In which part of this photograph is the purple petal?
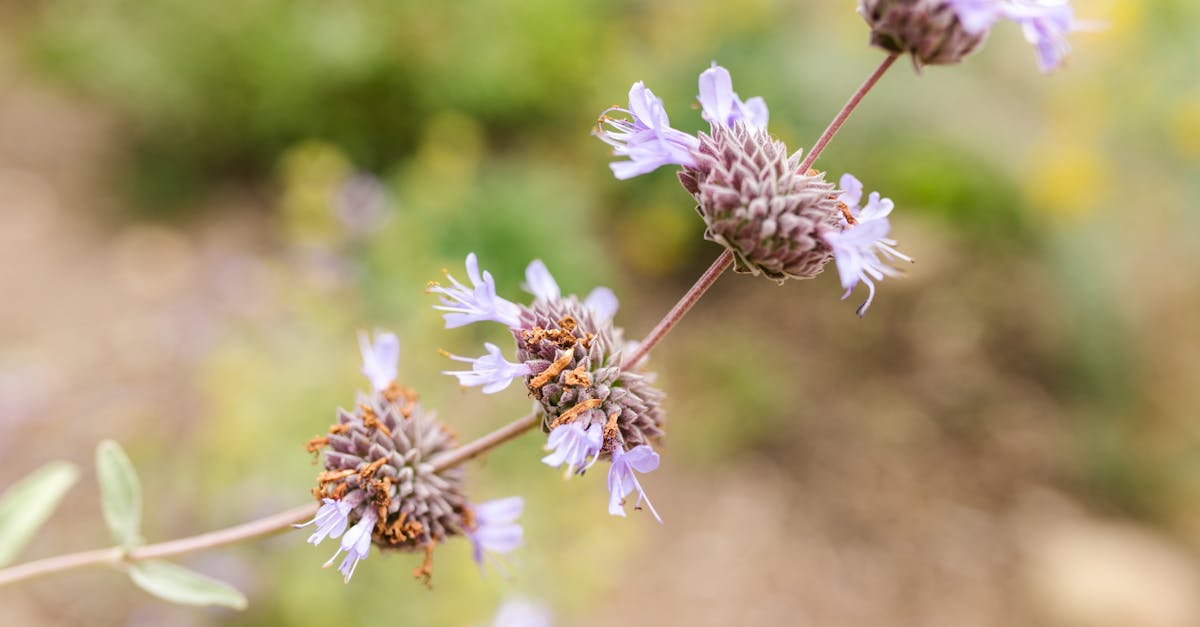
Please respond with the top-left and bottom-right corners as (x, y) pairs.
(358, 330), (399, 392)
(584, 287), (619, 321)
(522, 260), (561, 301)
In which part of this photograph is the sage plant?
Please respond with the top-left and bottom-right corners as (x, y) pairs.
(0, 0), (1089, 613)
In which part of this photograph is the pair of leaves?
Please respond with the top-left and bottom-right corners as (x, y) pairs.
(0, 441), (246, 610)
(94, 440), (248, 610)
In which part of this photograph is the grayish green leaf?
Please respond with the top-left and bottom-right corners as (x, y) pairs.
(95, 440), (143, 549)
(128, 560), (248, 610)
(0, 461), (80, 567)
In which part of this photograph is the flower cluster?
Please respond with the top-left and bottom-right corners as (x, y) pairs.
(860, 0), (1082, 72)
(298, 331), (523, 583)
(597, 64), (909, 315)
(431, 255), (666, 521)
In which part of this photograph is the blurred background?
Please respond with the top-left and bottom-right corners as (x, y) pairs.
(1, 0), (1198, 625)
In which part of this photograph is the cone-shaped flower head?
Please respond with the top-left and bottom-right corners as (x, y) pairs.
(859, 0), (989, 68)
(301, 332), (522, 583)
(433, 257), (666, 518)
(596, 65), (911, 312)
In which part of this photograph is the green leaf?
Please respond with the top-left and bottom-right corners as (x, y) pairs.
(0, 461), (80, 567)
(95, 440), (143, 549)
(128, 560), (248, 610)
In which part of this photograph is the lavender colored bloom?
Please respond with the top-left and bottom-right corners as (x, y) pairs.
(357, 330), (399, 392)
(1004, 0), (1076, 72)
(522, 259), (561, 301)
(949, 0), (1078, 71)
(295, 498), (352, 546)
(583, 287), (619, 321)
(468, 496), (525, 567)
(822, 174), (912, 317)
(607, 445), (662, 523)
(541, 421), (602, 477)
(697, 63), (768, 130)
(443, 342), (532, 394)
(948, 0), (1006, 34)
(492, 598), (553, 627)
(429, 253), (522, 329)
(323, 508), (378, 583)
(597, 82), (700, 180)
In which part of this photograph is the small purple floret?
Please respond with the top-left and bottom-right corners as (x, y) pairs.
(584, 286), (619, 322)
(468, 496), (525, 568)
(607, 444), (662, 523)
(357, 330), (399, 392)
(522, 259), (561, 302)
(948, 0), (1079, 72)
(430, 253), (522, 329)
(323, 508), (378, 583)
(822, 174), (912, 317)
(597, 82), (700, 180)
(443, 343), (533, 394)
(698, 63), (769, 130)
(541, 422), (602, 477)
(296, 498), (353, 546)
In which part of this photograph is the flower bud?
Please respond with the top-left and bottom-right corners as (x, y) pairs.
(680, 123), (842, 283)
(859, 0), (987, 68)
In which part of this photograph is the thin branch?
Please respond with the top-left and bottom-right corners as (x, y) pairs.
(797, 53), (898, 173)
(623, 249), (733, 368)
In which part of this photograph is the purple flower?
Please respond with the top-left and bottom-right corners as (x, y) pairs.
(429, 253), (522, 329)
(1005, 0), (1077, 73)
(357, 330), (399, 392)
(295, 498), (352, 546)
(443, 342), (532, 394)
(597, 82), (700, 180)
(948, 0), (1007, 34)
(541, 421), (602, 477)
(583, 287), (619, 322)
(949, 0), (1079, 72)
(492, 598), (553, 627)
(607, 445), (662, 523)
(322, 508), (378, 583)
(468, 496), (524, 568)
(522, 259), (561, 301)
(822, 174), (912, 317)
(697, 63), (768, 130)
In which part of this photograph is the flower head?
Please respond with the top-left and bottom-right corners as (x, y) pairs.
(468, 497), (525, 568)
(859, 0), (990, 68)
(428, 253), (522, 329)
(443, 342), (532, 394)
(607, 445), (662, 523)
(358, 330), (399, 392)
(596, 82), (700, 180)
(541, 421), (602, 477)
(304, 333), (480, 584)
(822, 174), (912, 316)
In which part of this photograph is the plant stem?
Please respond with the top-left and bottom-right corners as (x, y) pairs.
(623, 249), (734, 368)
(429, 412), (540, 473)
(0, 503), (318, 587)
(796, 53), (898, 174)
(0, 410), (550, 588)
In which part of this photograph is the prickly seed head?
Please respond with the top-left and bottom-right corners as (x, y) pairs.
(314, 385), (471, 553)
(679, 123), (842, 283)
(513, 297), (665, 455)
(859, 0), (988, 68)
